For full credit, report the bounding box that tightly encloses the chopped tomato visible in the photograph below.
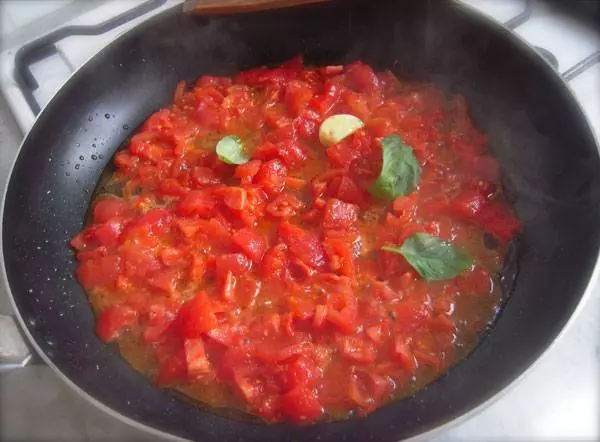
[451,190,487,219]
[326,304,358,334]
[234,160,262,184]
[278,356,321,392]
[144,303,177,343]
[156,349,188,387]
[345,61,380,92]
[266,193,304,218]
[176,218,203,238]
[160,247,186,267]
[222,270,236,302]
[232,228,266,263]
[96,304,137,342]
[148,268,181,294]
[254,159,287,195]
[178,292,217,338]
[176,190,217,218]
[287,297,315,320]
[474,202,522,241]
[192,166,221,186]
[278,222,325,268]
[92,198,132,224]
[72,58,519,424]
[217,186,247,211]
[235,276,261,308]
[323,199,359,231]
[215,253,252,279]
[335,176,367,206]
[280,386,323,423]
[76,255,121,290]
[260,244,289,279]
[91,218,125,247]
[324,238,355,277]
[276,139,308,168]
[120,245,162,279]
[206,324,235,347]
[338,335,377,364]
[365,323,388,344]
[392,335,417,373]
[395,300,431,332]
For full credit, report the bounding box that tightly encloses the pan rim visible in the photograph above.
[1,1,599,441]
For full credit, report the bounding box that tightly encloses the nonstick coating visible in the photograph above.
[3,1,600,441]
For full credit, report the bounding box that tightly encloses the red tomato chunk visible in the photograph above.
[73,57,520,424]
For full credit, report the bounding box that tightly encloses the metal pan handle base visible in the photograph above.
[0,314,32,371]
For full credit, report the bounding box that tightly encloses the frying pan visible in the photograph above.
[2,0,600,441]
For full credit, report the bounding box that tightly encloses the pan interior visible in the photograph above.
[3,1,600,441]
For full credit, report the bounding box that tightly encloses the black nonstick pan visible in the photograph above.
[2,1,600,441]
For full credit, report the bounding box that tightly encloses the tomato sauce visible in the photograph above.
[71,57,520,423]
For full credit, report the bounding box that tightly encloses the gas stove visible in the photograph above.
[1,0,599,137]
[0,0,598,441]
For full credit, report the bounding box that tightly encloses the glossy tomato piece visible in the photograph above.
[327,138,362,169]
[120,245,162,279]
[177,292,217,338]
[76,255,121,290]
[232,228,266,263]
[176,190,217,218]
[266,193,304,218]
[324,238,355,277]
[156,349,188,387]
[474,202,522,242]
[279,386,323,423]
[278,223,325,268]
[254,159,287,195]
[260,244,289,279]
[335,176,367,206]
[148,268,181,294]
[326,304,358,335]
[92,198,132,224]
[451,190,488,219]
[234,160,262,184]
[277,140,308,168]
[219,347,254,380]
[338,335,377,364]
[217,187,247,211]
[91,218,126,247]
[392,335,417,373]
[143,303,178,344]
[394,300,431,332]
[159,246,187,267]
[277,356,321,393]
[96,304,137,342]
[215,253,252,279]
[192,166,221,186]
[345,61,380,93]
[323,199,359,231]
[284,80,314,116]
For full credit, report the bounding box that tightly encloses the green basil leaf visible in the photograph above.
[216,135,250,165]
[382,232,472,281]
[369,135,420,200]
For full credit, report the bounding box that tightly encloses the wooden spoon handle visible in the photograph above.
[183,0,331,15]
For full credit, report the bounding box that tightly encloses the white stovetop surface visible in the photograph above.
[0,0,598,441]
